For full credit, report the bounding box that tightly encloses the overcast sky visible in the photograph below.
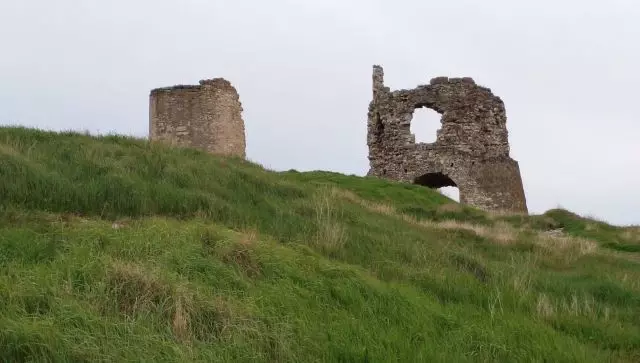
[1,0,639,226]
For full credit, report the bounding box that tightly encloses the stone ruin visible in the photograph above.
[146,68,527,213]
[366,65,528,213]
[149,78,246,158]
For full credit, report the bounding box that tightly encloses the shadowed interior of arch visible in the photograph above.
[410,106,442,143]
[414,172,456,188]
[414,172,460,202]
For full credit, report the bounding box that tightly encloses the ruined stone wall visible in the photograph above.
[149,78,246,158]
[367,65,528,213]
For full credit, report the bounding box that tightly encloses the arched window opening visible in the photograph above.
[410,107,441,144]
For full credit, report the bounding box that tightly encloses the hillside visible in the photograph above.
[0,126,639,362]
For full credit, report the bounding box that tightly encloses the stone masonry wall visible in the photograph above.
[149,78,246,158]
[366,65,528,213]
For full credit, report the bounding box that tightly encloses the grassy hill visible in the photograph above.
[0,126,639,362]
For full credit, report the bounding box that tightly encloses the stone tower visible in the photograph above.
[366,65,528,213]
[149,78,246,158]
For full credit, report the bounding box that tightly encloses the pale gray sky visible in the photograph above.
[1,0,639,225]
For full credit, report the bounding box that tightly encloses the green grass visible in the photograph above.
[1,126,639,362]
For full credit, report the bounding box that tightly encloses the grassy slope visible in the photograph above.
[0,126,639,362]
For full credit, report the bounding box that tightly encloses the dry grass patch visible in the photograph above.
[109,217,133,230]
[332,187,397,217]
[437,203,463,213]
[0,142,20,156]
[599,249,640,267]
[105,261,173,317]
[330,188,360,203]
[535,292,612,321]
[584,223,598,232]
[621,227,640,243]
[616,272,640,291]
[170,288,240,344]
[189,295,242,343]
[535,232,598,258]
[364,202,396,216]
[220,229,262,278]
[105,261,245,344]
[417,219,518,245]
[328,191,520,246]
[171,286,191,343]
[510,255,538,298]
[488,221,520,244]
[311,188,348,254]
[536,293,555,318]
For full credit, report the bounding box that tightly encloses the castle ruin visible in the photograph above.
[366,65,528,213]
[149,78,246,158]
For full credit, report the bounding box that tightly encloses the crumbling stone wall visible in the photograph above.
[366,65,528,213]
[149,78,246,158]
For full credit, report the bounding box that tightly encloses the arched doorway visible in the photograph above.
[414,172,460,202]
